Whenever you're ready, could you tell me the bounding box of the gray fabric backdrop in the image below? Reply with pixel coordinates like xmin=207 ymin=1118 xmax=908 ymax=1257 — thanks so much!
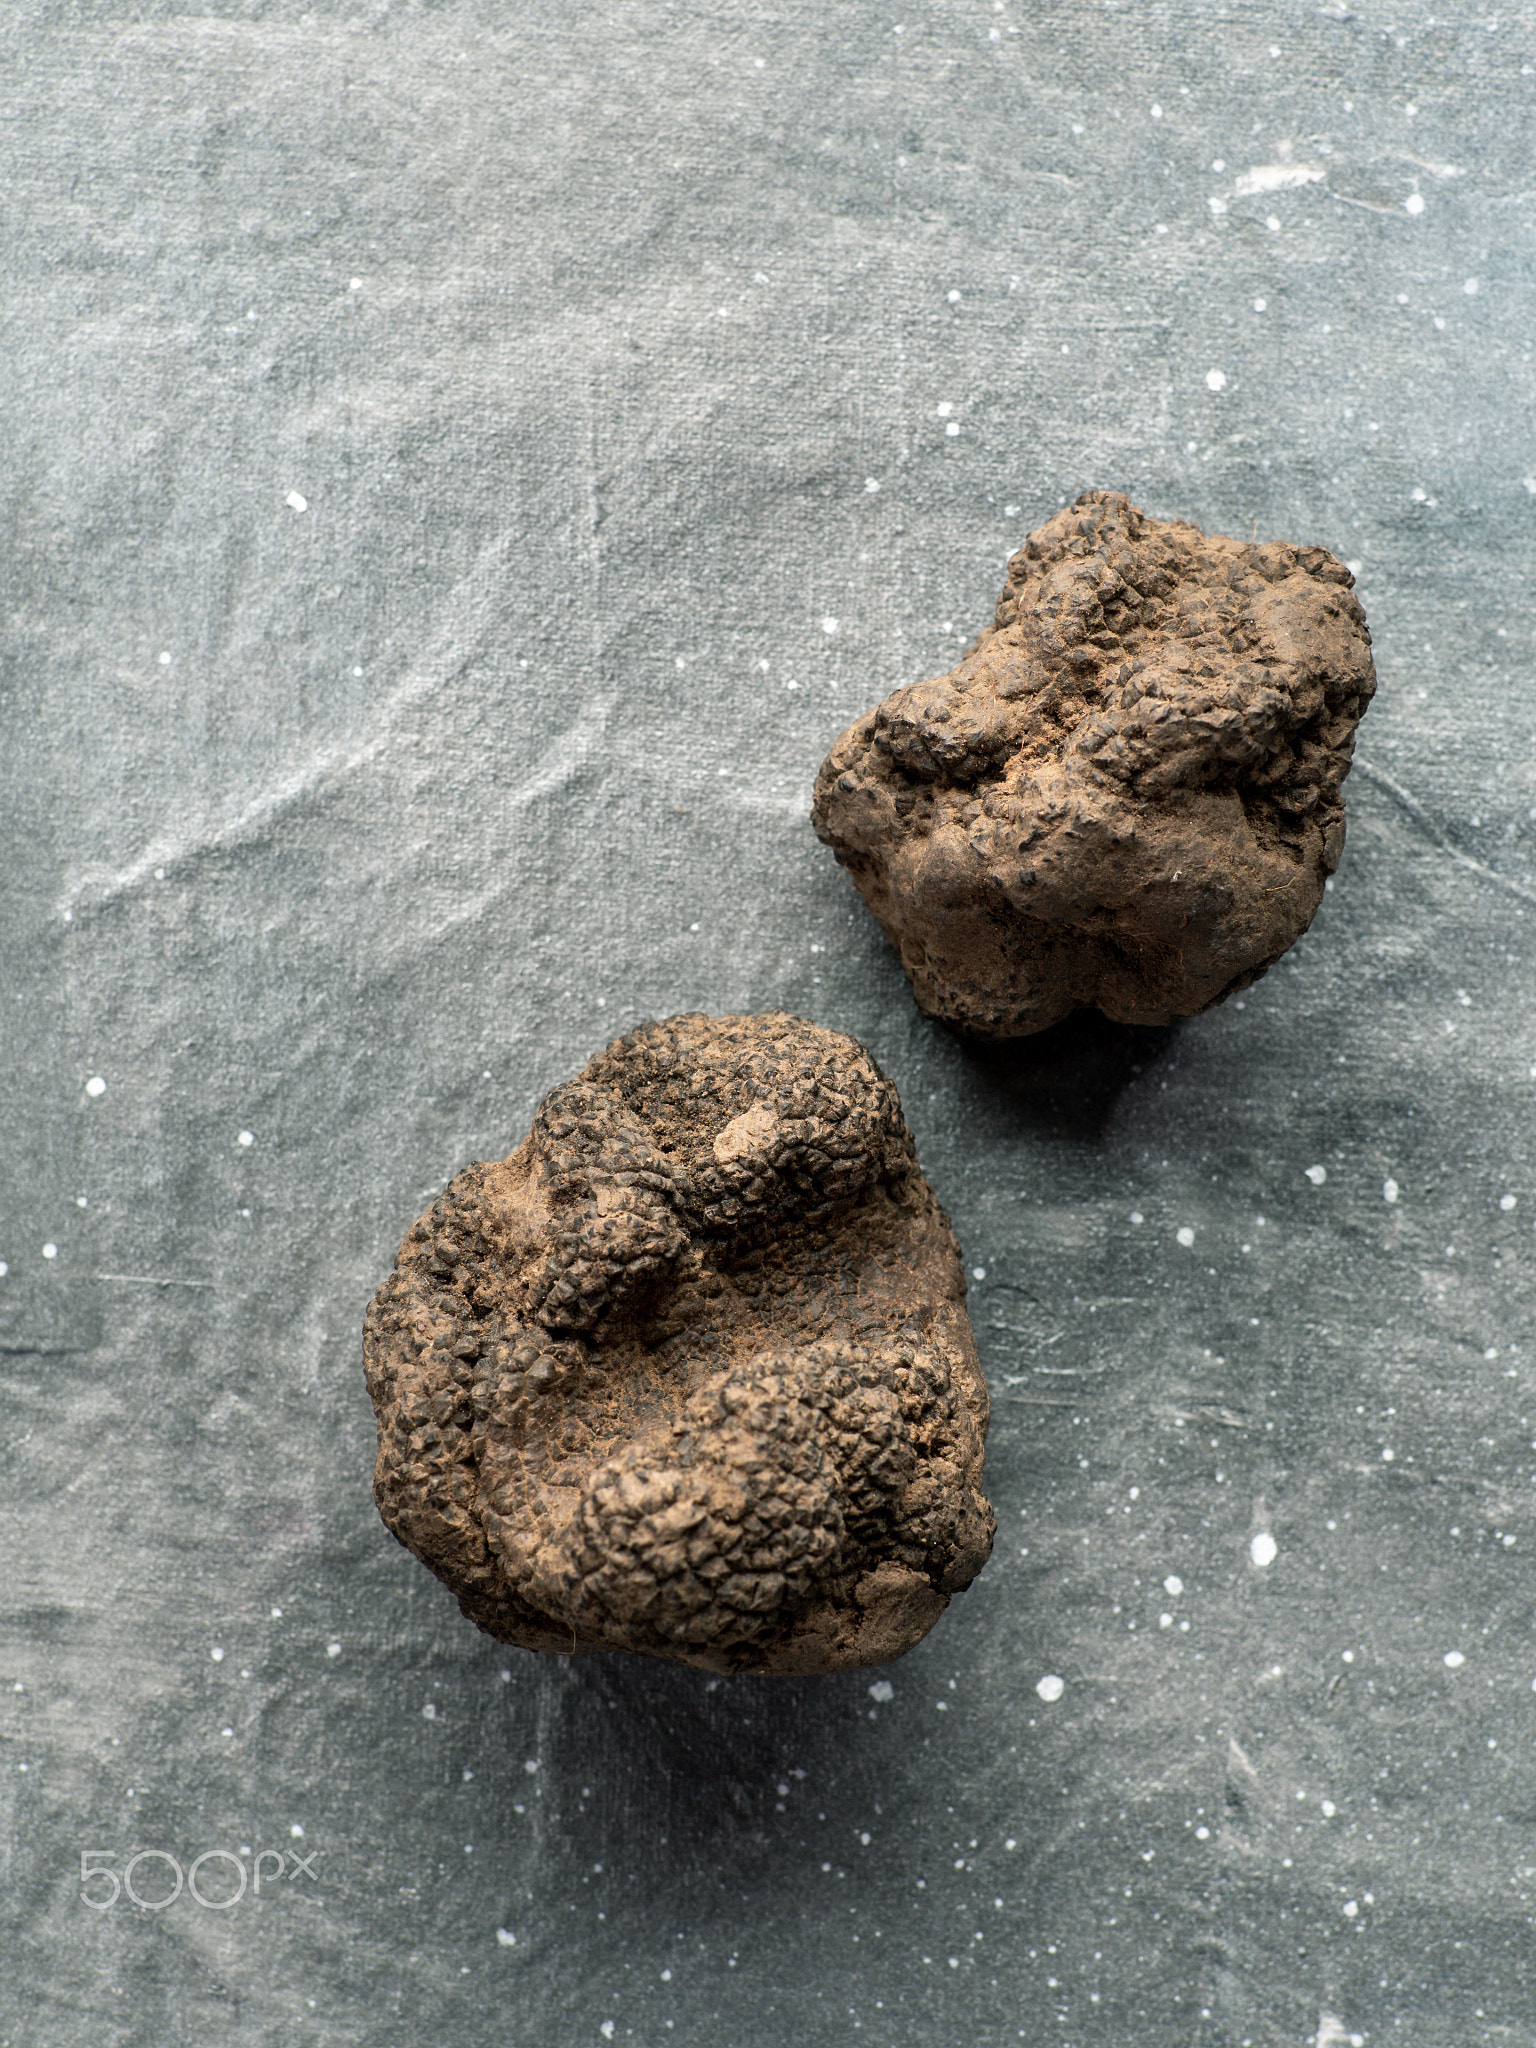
xmin=4 ymin=3 xmax=1535 ymax=2043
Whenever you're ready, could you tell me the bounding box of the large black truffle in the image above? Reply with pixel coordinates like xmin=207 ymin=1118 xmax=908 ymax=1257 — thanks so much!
xmin=363 ymin=1013 xmax=993 ymax=1673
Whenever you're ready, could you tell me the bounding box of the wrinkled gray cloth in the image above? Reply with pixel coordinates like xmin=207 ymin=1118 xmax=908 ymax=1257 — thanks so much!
xmin=4 ymin=4 xmax=1535 ymax=2043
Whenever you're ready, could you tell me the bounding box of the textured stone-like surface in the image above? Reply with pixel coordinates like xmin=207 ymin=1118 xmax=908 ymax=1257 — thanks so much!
xmin=813 ymin=491 xmax=1377 ymax=1037
xmin=363 ymin=1014 xmax=993 ymax=1673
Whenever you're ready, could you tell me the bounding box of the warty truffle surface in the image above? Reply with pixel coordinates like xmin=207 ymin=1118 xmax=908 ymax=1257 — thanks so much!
xmin=812 ymin=491 xmax=1377 ymax=1037
xmin=363 ymin=1013 xmax=993 ymax=1674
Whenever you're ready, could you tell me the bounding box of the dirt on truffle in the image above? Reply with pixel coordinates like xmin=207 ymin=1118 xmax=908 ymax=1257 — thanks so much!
xmin=812 ymin=490 xmax=1377 ymax=1037
xmin=363 ymin=1013 xmax=994 ymax=1674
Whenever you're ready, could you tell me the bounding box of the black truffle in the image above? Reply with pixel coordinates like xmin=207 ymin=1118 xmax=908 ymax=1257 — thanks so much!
xmin=363 ymin=1013 xmax=993 ymax=1673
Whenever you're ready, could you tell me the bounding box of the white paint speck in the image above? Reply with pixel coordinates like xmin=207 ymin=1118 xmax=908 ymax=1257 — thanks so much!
xmin=422 ymin=1702 xmax=438 ymax=1720
xmin=85 ymin=1075 xmax=106 ymax=1097
xmin=1444 ymin=1650 xmax=1466 ymax=1668
xmin=947 ymin=289 xmax=961 ymax=304
xmin=601 ymin=2023 xmax=616 ymax=2041
xmin=1250 ymin=1532 xmax=1278 ymax=1568
xmin=1500 ymin=1193 xmax=1517 ymax=1211
xmin=524 ymin=1758 xmax=539 ymax=1774
xmin=326 ymin=1641 xmax=341 ymax=1659
xmin=1253 ymin=297 xmax=1267 ymax=312
xmin=1464 ymin=277 xmax=1479 ymax=295
xmin=945 ymin=421 xmax=960 ymax=437
xmin=1383 ymin=1179 xmax=1399 ymax=1204
xmin=1163 ymin=1575 xmax=1183 ymax=1597
xmin=1381 ymin=1447 xmax=1394 ymax=1462
xmin=864 ymin=477 xmax=881 ymax=493
xmin=0 ymin=1263 xmax=8 ymax=1278
xmin=971 ymin=1266 xmax=986 ymax=1281
xmin=1321 ymin=1800 xmax=1337 ymax=1817
xmin=42 ymin=1243 xmax=57 ymax=1260
xmin=1342 ymin=1898 xmax=1358 ymax=1918
xmin=821 ymin=616 xmax=839 ymax=635
xmin=868 ymin=1680 xmax=894 ymax=1703
xmin=1405 ymin=192 xmax=1425 ymax=215
xmin=285 ymin=491 xmax=308 ymax=513
xmin=238 ymin=1130 xmax=254 ymax=1147
xmin=210 ymin=1645 xmax=225 ymax=1662
xmin=1205 ymin=369 xmax=1227 ymax=391
xmin=496 ymin=1927 xmax=516 ymax=1946
xmin=1036 ymin=1673 xmax=1065 ymax=1703
xmin=289 ymin=1823 xmax=305 ymax=1839
xmin=1238 ymin=162 xmax=1325 ymax=196
xmin=1265 ymin=214 xmax=1281 ymax=232
xmin=1176 ymin=1226 xmax=1195 ymax=1248
xmin=158 ymin=650 xmax=172 ymax=668
xmin=1306 ymin=1164 xmax=1327 ymax=1185
xmin=1130 ymin=1210 xmax=1144 ymax=1225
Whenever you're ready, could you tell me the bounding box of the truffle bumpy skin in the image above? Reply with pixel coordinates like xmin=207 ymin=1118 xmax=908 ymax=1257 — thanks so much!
xmin=812 ymin=491 xmax=1377 ymax=1037
xmin=363 ymin=1014 xmax=994 ymax=1674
